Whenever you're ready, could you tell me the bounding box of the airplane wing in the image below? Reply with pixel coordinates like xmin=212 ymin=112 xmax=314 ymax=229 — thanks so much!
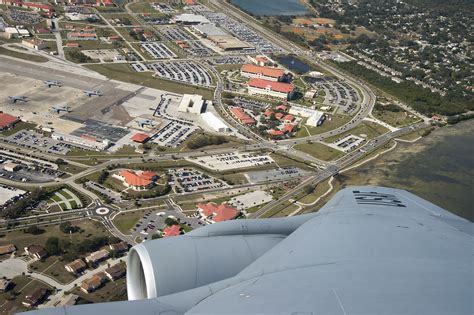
xmin=22 ymin=186 xmax=473 ymax=315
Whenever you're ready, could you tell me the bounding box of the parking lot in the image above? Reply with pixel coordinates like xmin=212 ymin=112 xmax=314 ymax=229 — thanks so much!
xmin=151 ymin=120 xmax=196 ymax=147
xmin=5 ymin=130 xmax=74 ymax=155
xmin=169 ymin=168 xmax=228 ymax=193
xmin=8 ymin=9 xmax=42 ymax=24
xmin=140 ymin=42 xmax=177 ymax=59
xmin=329 ymin=134 xmax=366 ymax=152
xmin=0 ymin=152 xmax=63 ymax=183
xmin=191 ymin=5 xmax=282 ymax=54
xmin=160 ymin=26 xmax=214 ymax=57
xmin=305 ymin=77 xmax=360 ymax=115
xmin=228 ymin=190 xmax=273 ymax=211
xmin=189 ymin=152 xmax=275 ymax=171
xmin=245 ymin=167 xmax=309 ymax=184
xmin=0 ymin=185 xmax=26 ymax=207
xmin=148 ymin=61 xmax=212 ymax=86
xmin=129 ymin=208 xmax=204 ymax=241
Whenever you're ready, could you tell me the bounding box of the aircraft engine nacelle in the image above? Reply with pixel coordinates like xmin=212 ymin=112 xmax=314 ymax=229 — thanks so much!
xmin=127 ymin=234 xmax=285 ymax=300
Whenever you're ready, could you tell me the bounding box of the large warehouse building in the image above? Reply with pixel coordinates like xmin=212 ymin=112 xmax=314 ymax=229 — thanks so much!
xmin=201 ymin=112 xmax=231 ymax=133
xmin=247 ymin=78 xmax=296 ymax=100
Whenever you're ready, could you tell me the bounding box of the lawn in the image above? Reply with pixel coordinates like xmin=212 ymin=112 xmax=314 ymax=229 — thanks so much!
xmin=294 ymin=142 xmax=345 ymax=161
xmin=0 ymin=219 xmax=112 ymax=253
xmin=112 ymin=210 xmax=149 ymax=234
xmin=0 ymin=276 xmax=53 ymax=314
xmin=29 ymin=256 xmax=76 ymax=284
xmin=128 ymin=2 xmax=156 ymax=13
xmin=84 ymin=63 xmax=215 ymax=99
xmin=324 ymin=122 xmax=389 ymax=143
xmin=373 ymin=106 xmax=421 ymax=127
xmin=0 ymin=122 xmax=37 ymax=137
xmin=270 ymin=153 xmax=314 ymax=171
xmin=0 ymin=47 xmax=48 ymax=62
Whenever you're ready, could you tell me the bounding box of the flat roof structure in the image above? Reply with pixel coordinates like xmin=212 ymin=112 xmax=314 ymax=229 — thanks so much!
xmin=201 ymin=112 xmax=230 ymax=133
xmin=248 ymin=78 xmax=295 ymax=93
xmin=241 ymin=64 xmax=284 ymax=79
xmin=178 ymin=94 xmax=205 ymax=114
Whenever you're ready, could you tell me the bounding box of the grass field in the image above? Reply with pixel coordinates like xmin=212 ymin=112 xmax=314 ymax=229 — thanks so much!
xmin=29 ymin=256 xmax=76 ymax=284
xmin=84 ymin=63 xmax=215 ymax=99
xmin=294 ymin=142 xmax=345 ymax=161
xmin=0 ymin=219 xmax=111 ymax=252
xmin=128 ymin=2 xmax=156 ymax=13
xmin=373 ymin=107 xmax=421 ymax=127
xmin=324 ymin=122 xmax=389 ymax=143
xmin=112 ymin=209 xmax=149 ymax=234
xmin=0 ymin=122 xmax=37 ymax=137
xmin=0 ymin=47 xmax=48 ymax=63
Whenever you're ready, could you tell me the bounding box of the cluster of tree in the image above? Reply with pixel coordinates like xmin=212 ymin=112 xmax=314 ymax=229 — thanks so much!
xmin=187 ymin=134 xmax=228 ymax=150
xmin=129 ymin=29 xmax=145 ymax=41
xmin=24 ymin=225 xmax=45 ymax=235
xmin=374 ymin=103 xmax=402 ymax=113
xmin=66 ymin=49 xmax=92 ymax=63
xmin=98 ymin=170 xmax=109 ymax=185
xmin=336 ymin=61 xmax=471 ymax=116
xmin=1 ymin=189 xmax=43 ymax=219
xmin=123 ymin=184 xmax=171 ymax=200
xmin=45 ymin=235 xmax=120 ymax=260
xmin=59 ymin=221 xmax=81 ymax=234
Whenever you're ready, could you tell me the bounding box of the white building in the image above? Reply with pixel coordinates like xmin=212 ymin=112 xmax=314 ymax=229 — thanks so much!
xmin=289 ymin=105 xmax=325 ymax=127
xmin=201 ymin=112 xmax=231 ymax=133
xmin=306 ymin=111 xmax=326 ymax=127
xmin=178 ymin=94 xmax=205 ymax=114
xmin=52 ymin=133 xmax=110 ymax=151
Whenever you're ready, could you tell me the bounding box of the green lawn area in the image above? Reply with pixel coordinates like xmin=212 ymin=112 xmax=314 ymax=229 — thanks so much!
xmin=0 ymin=276 xmax=52 ymax=314
xmin=29 ymin=256 xmax=76 ymax=284
xmin=270 ymin=153 xmax=313 ymax=171
xmin=128 ymin=2 xmax=156 ymax=13
xmin=373 ymin=107 xmax=421 ymax=127
xmin=113 ymin=210 xmax=149 ymax=234
xmin=0 ymin=122 xmax=37 ymax=137
xmin=63 ymin=40 xmax=115 ymax=50
xmin=305 ymin=114 xmax=352 ymax=136
xmin=84 ymin=63 xmax=215 ymax=99
xmin=294 ymin=142 xmax=345 ymax=161
xmin=72 ymin=277 xmax=127 ymax=303
xmin=0 ymin=220 xmax=110 ymax=255
xmin=0 ymin=47 xmax=48 ymax=62
xmin=324 ymin=122 xmax=389 ymax=143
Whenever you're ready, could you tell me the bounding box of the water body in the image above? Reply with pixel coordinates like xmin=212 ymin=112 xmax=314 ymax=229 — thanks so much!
xmin=231 ymin=0 xmax=308 ymax=16
xmin=335 ymin=121 xmax=474 ymax=222
xmin=276 ymin=55 xmax=313 ymax=74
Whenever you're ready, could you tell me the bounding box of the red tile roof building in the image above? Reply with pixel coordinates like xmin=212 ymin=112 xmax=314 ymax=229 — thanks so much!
xmin=130 ymin=133 xmax=150 ymax=143
xmin=0 ymin=113 xmax=19 ymax=130
xmin=276 ymin=105 xmax=288 ymax=111
xmin=197 ymin=202 xmax=240 ymax=223
xmin=229 ymin=107 xmax=256 ymax=125
xmin=163 ymin=225 xmax=182 ymax=237
xmin=240 ymin=64 xmax=284 ymax=82
xmin=247 ymin=78 xmax=296 ymax=100
xmin=283 ymin=124 xmax=297 ymax=133
xmin=268 ymin=129 xmax=285 ymax=136
xmin=113 ymin=170 xmax=158 ymax=191
xmin=283 ymin=114 xmax=295 ymax=123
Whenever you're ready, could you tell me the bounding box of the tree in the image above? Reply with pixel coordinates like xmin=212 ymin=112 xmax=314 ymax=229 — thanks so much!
xmin=304 ymin=185 xmax=315 ymax=195
xmin=98 ymin=170 xmax=109 ymax=184
xmin=59 ymin=222 xmax=79 ymax=234
xmin=45 ymin=237 xmax=61 ymax=256
xmin=24 ymin=225 xmax=44 ymax=235
xmin=164 ymin=217 xmax=178 ymax=226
